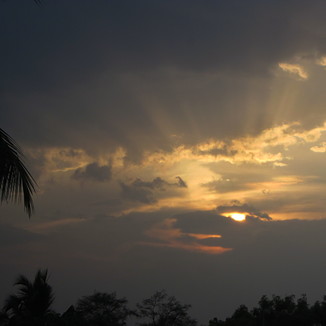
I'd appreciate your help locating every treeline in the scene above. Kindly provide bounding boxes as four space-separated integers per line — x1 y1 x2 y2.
210 294 326 326
0 269 195 326
2 269 326 326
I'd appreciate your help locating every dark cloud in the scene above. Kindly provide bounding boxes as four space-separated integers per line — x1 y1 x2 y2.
175 176 187 188
3 0 326 87
131 177 167 190
195 145 238 158
132 176 187 189
120 181 156 204
174 210 232 234
2 0 326 157
72 162 111 182
120 176 187 203
216 201 272 220
173 210 268 248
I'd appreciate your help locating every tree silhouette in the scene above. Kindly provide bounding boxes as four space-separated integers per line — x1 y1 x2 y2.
210 294 326 326
3 269 54 325
0 128 36 217
222 304 255 326
76 292 133 326
137 290 197 326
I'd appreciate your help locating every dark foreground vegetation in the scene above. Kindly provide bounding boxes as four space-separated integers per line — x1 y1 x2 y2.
1 269 326 326
0 269 195 326
209 294 326 326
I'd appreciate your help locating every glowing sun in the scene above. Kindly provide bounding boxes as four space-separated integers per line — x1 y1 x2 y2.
229 213 246 222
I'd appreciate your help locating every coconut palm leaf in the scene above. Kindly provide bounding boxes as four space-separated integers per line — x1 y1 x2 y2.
4 269 54 320
15 275 33 297
3 294 21 315
0 128 36 217
33 0 43 6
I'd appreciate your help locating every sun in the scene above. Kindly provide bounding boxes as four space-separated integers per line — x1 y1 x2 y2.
229 213 246 222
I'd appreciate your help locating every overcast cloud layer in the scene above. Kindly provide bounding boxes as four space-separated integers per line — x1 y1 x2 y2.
1 0 326 323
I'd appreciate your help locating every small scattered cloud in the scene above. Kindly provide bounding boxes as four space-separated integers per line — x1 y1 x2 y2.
310 142 326 153
316 56 326 67
278 62 308 80
120 176 188 204
72 162 112 182
175 176 187 188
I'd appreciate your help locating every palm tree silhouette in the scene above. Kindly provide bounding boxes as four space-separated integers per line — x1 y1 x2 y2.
3 269 54 325
0 128 36 217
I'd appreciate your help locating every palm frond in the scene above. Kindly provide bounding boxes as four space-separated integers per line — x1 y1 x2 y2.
35 269 48 283
0 129 36 217
15 275 32 287
15 275 33 298
3 294 21 314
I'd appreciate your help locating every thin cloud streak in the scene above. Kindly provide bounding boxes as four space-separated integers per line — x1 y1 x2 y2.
279 62 308 80
143 218 231 255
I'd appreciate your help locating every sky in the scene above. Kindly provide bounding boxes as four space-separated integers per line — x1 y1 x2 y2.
1 0 326 323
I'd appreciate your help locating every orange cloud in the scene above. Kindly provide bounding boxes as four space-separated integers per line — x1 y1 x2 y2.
278 62 308 80
141 241 231 255
311 142 326 153
187 233 221 239
140 122 326 168
143 218 231 255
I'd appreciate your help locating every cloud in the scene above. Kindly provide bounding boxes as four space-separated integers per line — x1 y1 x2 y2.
2 0 325 89
72 162 112 182
120 181 156 204
21 120 326 220
120 177 188 204
216 201 272 221
142 218 231 255
141 122 326 168
26 147 91 177
175 176 187 188
310 142 326 153
4 0 326 161
316 56 326 66
278 62 308 80
129 177 168 190
18 119 326 220
202 178 250 194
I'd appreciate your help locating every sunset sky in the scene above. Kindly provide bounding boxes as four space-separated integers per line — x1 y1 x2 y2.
1 0 326 323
